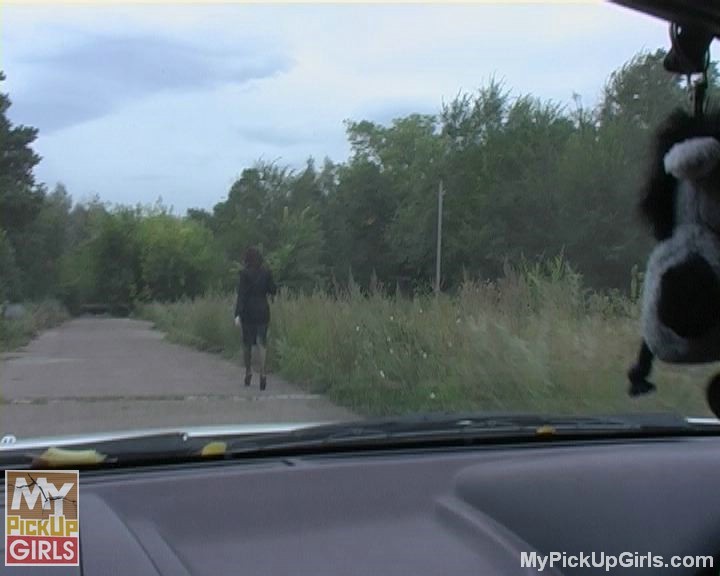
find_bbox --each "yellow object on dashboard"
[35,447,108,467]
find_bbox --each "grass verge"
[0,301,70,353]
[137,262,716,418]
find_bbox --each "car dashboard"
[2,435,720,575]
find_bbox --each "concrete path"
[0,318,355,439]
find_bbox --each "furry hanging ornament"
[628,108,720,416]
[627,21,720,416]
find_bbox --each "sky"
[0,2,672,214]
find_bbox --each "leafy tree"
[599,49,686,131]
[212,162,288,263]
[267,206,326,293]
[288,158,323,212]
[0,228,19,301]
[187,208,214,229]
[18,184,72,299]
[137,213,223,301]
[59,207,142,311]
[323,156,394,287]
[0,72,44,296]
[433,85,575,284]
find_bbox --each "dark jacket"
[234,267,277,325]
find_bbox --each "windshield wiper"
[224,411,703,455]
[0,412,711,469]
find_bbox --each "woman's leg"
[257,325,268,390]
[243,344,252,386]
[241,322,254,386]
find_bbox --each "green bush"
[137,215,225,302]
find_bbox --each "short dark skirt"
[242,322,268,346]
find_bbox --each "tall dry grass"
[138,258,715,417]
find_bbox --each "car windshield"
[1,1,718,444]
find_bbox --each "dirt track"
[0,317,355,439]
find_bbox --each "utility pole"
[435,180,444,295]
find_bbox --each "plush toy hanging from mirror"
[627,22,720,417]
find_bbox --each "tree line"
[1,50,716,312]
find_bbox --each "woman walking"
[234,246,277,390]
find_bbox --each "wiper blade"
[225,412,697,455]
[0,413,705,468]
